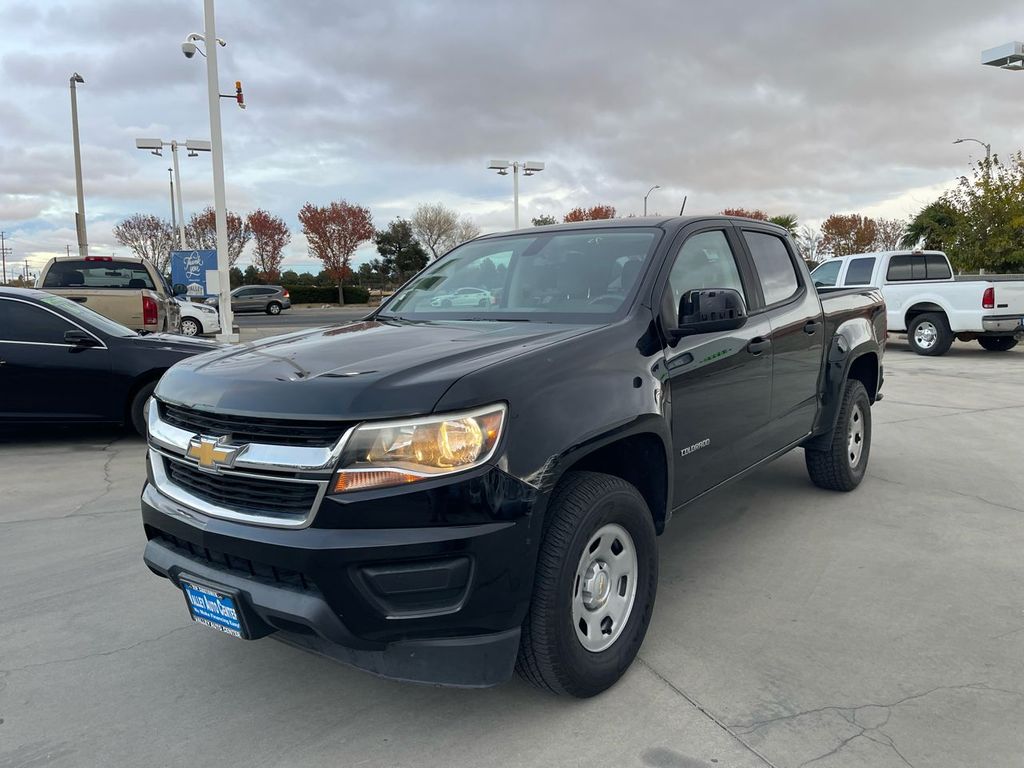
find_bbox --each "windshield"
[378,228,661,322]
[37,293,137,338]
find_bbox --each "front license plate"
[181,579,246,639]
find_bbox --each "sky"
[1,0,1022,279]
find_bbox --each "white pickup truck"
[811,250,1024,355]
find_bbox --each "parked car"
[0,288,215,434]
[811,250,1024,355]
[205,285,291,315]
[140,216,884,697]
[175,296,221,337]
[429,286,492,308]
[36,255,181,333]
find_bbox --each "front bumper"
[140,466,539,687]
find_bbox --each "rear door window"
[743,231,801,306]
[42,260,155,289]
[843,257,876,286]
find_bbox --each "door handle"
[747,337,770,355]
[68,296,88,303]
[803,320,821,335]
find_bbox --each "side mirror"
[64,329,101,347]
[172,283,188,296]
[671,288,748,339]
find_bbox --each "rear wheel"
[978,336,1018,352]
[907,313,953,356]
[266,301,282,315]
[516,471,657,697]
[180,317,201,337]
[805,379,871,491]
[129,381,157,437]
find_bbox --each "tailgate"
[46,288,144,328]
[987,282,1024,315]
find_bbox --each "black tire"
[478,298,488,307]
[907,312,953,356]
[180,317,202,337]
[516,471,658,697]
[129,381,157,437]
[266,301,282,315]
[978,336,1018,352]
[805,379,871,492]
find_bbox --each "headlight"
[333,403,506,493]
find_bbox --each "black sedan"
[0,288,217,434]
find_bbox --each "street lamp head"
[522,161,545,173]
[488,160,511,171]
[982,41,1024,70]
[70,72,84,84]
[185,139,211,153]
[135,138,164,151]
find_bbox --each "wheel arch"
[123,369,167,426]
[904,301,948,329]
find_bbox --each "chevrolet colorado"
[140,216,885,697]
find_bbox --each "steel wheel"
[847,403,864,467]
[180,318,200,337]
[913,320,938,350]
[572,523,638,653]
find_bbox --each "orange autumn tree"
[246,209,290,282]
[563,205,616,222]
[298,200,375,305]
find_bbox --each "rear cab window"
[886,254,952,281]
[42,260,156,290]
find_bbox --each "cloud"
[1,0,1022,274]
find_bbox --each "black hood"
[129,333,221,355]
[155,319,591,420]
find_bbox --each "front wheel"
[129,381,157,437]
[805,379,871,491]
[516,471,658,697]
[978,336,1018,352]
[908,313,953,356]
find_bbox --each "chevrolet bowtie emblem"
[186,435,241,471]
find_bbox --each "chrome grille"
[159,401,350,447]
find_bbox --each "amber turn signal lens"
[334,469,422,493]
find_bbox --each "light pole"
[953,137,991,162]
[168,168,176,234]
[183,0,244,343]
[69,72,88,257]
[488,160,544,229]
[135,138,212,248]
[643,184,660,216]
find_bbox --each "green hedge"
[283,285,370,304]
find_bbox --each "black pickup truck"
[140,216,885,697]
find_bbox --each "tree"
[769,213,799,234]
[375,218,429,285]
[943,152,1024,272]
[532,214,558,226]
[298,200,375,304]
[410,202,460,259]
[242,264,260,284]
[185,206,252,267]
[900,200,960,250]
[246,209,290,282]
[281,269,300,284]
[112,214,177,274]
[721,208,769,221]
[563,205,616,222]
[446,217,481,251]
[820,214,879,257]
[796,225,823,263]
[229,266,244,288]
[873,218,905,251]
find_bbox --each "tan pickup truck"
[36,256,180,333]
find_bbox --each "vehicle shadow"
[0,423,143,446]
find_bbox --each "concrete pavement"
[1,339,1022,767]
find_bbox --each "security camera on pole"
[182,0,246,343]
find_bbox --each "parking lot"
[1,338,1022,768]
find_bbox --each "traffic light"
[235,81,245,110]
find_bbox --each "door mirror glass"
[672,288,747,339]
[64,329,101,347]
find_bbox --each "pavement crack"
[2,626,190,674]
[869,473,1024,514]
[635,656,780,768]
